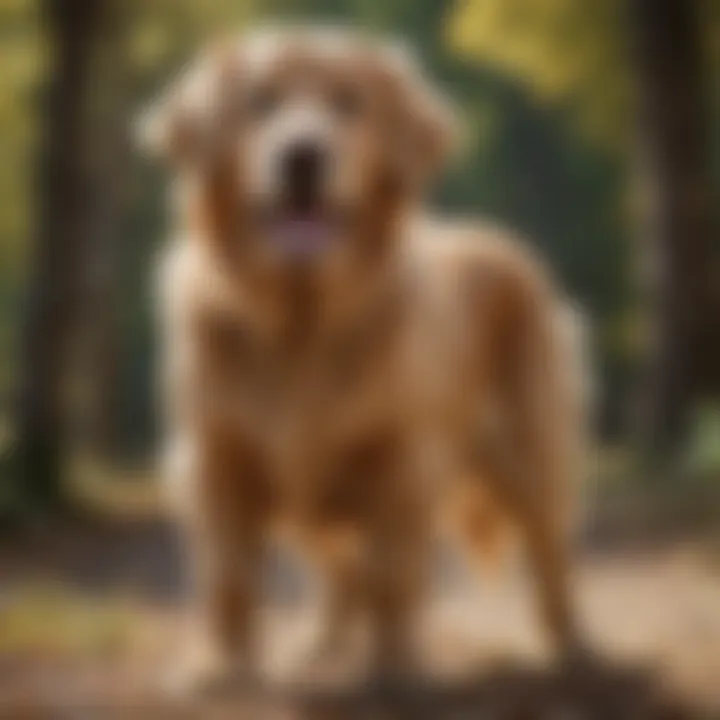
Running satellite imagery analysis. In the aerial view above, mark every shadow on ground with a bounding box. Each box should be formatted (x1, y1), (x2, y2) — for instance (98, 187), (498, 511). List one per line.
(287, 660), (693, 720)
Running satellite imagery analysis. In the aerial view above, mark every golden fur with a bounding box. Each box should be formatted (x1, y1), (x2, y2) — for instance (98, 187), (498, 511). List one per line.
(143, 28), (588, 690)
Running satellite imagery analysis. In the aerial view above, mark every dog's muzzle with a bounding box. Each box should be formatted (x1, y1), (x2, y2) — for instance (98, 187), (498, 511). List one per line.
(281, 140), (326, 212)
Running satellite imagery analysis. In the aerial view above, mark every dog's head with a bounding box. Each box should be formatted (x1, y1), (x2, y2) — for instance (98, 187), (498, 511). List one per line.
(139, 28), (455, 272)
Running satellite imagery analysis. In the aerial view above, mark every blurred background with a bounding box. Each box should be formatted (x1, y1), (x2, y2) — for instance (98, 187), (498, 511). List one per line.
(0, 0), (719, 715)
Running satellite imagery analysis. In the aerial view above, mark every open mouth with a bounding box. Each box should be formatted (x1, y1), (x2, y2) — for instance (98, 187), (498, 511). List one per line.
(270, 213), (334, 257)
(258, 205), (350, 259)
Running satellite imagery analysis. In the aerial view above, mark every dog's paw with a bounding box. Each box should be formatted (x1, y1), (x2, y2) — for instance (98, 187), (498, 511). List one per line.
(557, 636), (601, 677)
(161, 651), (258, 700)
(361, 647), (426, 700)
(270, 623), (360, 690)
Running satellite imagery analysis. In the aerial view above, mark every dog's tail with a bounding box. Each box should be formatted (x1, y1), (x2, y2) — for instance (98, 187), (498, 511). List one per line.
(442, 475), (518, 574)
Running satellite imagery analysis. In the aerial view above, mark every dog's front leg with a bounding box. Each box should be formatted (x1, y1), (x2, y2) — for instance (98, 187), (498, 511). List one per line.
(167, 436), (268, 696)
(363, 451), (432, 688)
(183, 525), (262, 693)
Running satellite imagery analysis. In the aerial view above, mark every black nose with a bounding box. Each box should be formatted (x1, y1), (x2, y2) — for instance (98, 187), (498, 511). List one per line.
(282, 141), (325, 207)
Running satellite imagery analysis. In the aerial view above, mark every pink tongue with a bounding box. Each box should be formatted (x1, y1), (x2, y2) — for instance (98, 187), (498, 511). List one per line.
(271, 218), (330, 257)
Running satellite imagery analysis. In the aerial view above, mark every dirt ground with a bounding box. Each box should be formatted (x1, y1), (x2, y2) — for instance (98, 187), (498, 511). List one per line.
(0, 510), (719, 719)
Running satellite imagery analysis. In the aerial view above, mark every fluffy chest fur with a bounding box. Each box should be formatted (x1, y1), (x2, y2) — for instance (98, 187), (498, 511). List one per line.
(162, 244), (422, 502)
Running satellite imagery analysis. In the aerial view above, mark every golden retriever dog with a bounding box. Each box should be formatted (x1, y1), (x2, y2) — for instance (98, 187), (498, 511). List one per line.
(140, 27), (588, 692)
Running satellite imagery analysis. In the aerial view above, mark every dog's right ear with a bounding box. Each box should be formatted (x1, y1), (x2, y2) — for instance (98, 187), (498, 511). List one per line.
(135, 42), (239, 166)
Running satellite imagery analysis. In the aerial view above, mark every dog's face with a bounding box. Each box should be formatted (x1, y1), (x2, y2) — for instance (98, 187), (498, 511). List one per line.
(140, 29), (454, 267)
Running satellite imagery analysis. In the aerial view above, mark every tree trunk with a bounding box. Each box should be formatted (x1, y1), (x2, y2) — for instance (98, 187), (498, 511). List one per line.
(14, 0), (105, 507)
(630, 0), (718, 460)
(76, 0), (131, 460)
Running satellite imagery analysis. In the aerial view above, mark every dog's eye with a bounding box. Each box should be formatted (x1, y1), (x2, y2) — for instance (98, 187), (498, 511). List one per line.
(244, 85), (281, 120)
(330, 85), (364, 121)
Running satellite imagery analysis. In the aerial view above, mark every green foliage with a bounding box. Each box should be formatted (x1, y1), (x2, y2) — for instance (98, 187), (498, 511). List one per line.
(681, 404), (720, 485)
(446, 0), (631, 150)
(0, 0), (41, 401)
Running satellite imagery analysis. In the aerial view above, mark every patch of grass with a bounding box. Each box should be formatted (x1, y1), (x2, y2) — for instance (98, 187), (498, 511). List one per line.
(0, 583), (142, 658)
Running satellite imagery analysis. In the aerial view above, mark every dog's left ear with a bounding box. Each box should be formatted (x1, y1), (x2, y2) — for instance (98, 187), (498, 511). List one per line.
(377, 42), (458, 191)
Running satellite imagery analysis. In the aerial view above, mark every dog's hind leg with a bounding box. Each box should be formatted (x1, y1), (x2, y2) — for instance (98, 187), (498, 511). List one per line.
(469, 302), (589, 660)
(364, 473), (432, 686)
(469, 433), (581, 659)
